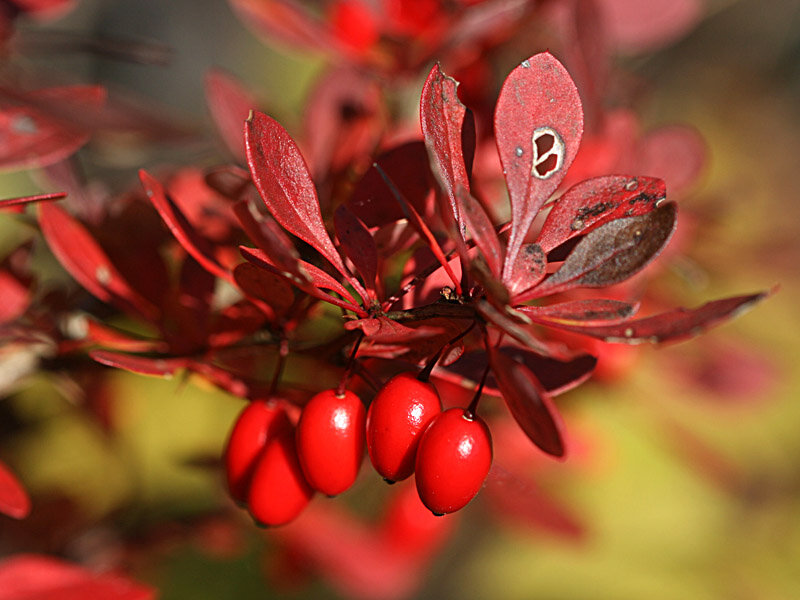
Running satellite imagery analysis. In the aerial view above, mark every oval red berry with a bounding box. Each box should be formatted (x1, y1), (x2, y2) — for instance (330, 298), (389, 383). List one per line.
(223, 399), (291, 504)
(296, 389), (366, 496)
(247, 429), (315, 527)
(366, 373), (442, 483)
(414, 407), (492, 515)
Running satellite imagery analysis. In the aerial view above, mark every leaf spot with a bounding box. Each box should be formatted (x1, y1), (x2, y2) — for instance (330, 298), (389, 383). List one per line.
(515, 146), (524, 157)
(95, 265), (111, 285)
(571, 218), (584, 231)
(521, 59), (531, 68)
(624, 179), (638, 191)
(532, 127), (564, 179)
(624, 327), (634, 337)
(11, 115), (37, 134)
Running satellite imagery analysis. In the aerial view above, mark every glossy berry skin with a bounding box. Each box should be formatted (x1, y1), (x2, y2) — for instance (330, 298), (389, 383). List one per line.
(415, 408), (492, 515)
(247, 429), (315, 527)
(224, 399), (291, 504)
(296, 389), (366, 496)
(366, 373), (442, 483)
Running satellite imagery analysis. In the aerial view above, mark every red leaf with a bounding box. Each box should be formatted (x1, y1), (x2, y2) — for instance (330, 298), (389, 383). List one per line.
(487, 345), (566, 457)
(504, 242), (546, 297)
(38, 203), (158, 320)
(0, 270), (30, 324)
(90, 350), (187, 377)
(537, 175), (666, 253)
(420, 63), (472, 234)
(544, 290), (772, 344)
(232, 262), (294, 319)
(0, 554), (155, 600)
(0, 191), (65, 210)
(527, 202), (677, 300)
(139, 170), (232, 283)
(229, 0), (333, 54)
(0, 461), (30, 520)
(0, 85), (105, 170)
(347, 141), (433, 227)
(494, 53), (583, 279)
(334, 205), (378, 300)
(204, 68), (256, 161)
(84, 319), (164, 353)
(244, 111), (360, 293)
(637, 126), (706, 196)
(519, 298), (639, 326)
(455, 186), (503, 277)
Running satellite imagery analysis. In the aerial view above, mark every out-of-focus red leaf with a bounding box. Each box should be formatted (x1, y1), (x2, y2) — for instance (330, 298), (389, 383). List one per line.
(537, 175), (666, 253)
(487, 345), (566, 457)
(545, 290), (772, 344)
(0, 191), (65, 210)
(599, 0), (702, 52)
(229, 0), (333, 54)
(455, 186), (502, 277)
(84, 319), (164, 353)
(0, 461), (30, 520)
(204, 165), (251, 199)
(38, 202), (158, 320)
(0, 554), (155, 600)
(139, 170), (233, 283)
(494, 53), (583, 278)
(334, 205), (378, 300)
(565, 0), (610, 128)
(420, 63), (472, 235)
(0, 270), (30, 324)
(90, 350), (187, 377)
(504, 242), (546, 297)
(245, 111), (363, 295)
(0, 85), (105, 170)
(303, 66), (383, 178)
(519, 298), (639, 326)
(347, 141), (433, 227)
(204, 68), (256, 161)
(233, 262), (294, 319)
(527, 202), (677, 299)
(638, 125), (706, 195)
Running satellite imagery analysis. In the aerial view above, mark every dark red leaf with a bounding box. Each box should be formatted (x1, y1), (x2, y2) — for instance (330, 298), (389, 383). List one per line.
(139, 170), (232, 283)
(204, 165), (251, 199)
(543, 290), (771, 344)
(232, 262), (294, 319)
(537, 175), (666, 253)
(527, 202), (677, 299)
(0, 554), (155, 600)
(204, 68), (256, 161)
(494, 53), (583, 279)
(90, 350), (187, 377)
(455, 186), (502, 277)
(38, 202), (158, 320)
(0, 460), (30, 520)
(0, 192), (65, 210)
(487, 345), (566, 457)
(519, 298), (639, 326)
(505, 243), (546, 297)
(334, 205), (378, 300)
(347, 141), (433, 227)
(244, 111), (360, 293)
(421, 63), (472, 235)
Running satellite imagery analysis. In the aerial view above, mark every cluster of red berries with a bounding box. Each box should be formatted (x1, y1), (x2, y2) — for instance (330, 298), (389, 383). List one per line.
(223, 372), (492, 526)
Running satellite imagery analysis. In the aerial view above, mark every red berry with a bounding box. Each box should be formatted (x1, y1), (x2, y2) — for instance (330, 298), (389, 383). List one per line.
(296, 389), (366, 496)
(366, 373), (442, 483)
(414, 407), (492, 515)
(248, 428), (315, 527)
(223, 399), (291, 504)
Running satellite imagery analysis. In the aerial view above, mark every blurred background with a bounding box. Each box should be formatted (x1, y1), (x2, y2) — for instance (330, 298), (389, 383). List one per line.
(1, 0), (799, 599)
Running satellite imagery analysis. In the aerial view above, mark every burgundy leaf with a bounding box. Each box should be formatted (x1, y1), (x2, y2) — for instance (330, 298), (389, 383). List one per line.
(543, 290), (771, 344)
(537, 175), (666, 253)
(347, 141), (433, 227)
(494, 53), (584, 279)
(244, 111), (360, 292)
(0, 460), (30, 520)
(38, 202), (158, 320)
(139, 170), (232, 283)
(0, 85), (105, 170)
(0, 191), (65, 210)
(505, 242), (546, 297)
(334, 205), (378, 299)
(232, 262), (294, 319)
(487, 345), (567, 457)
(455, 186), (502, 277)
(204, 68), (257, 162)
(519, 298), (639, 326)
(90, 350), (187, 377)
(0, 554), (155, 600)
(420, 63), (471, 234)
(475, 300), (550, 355)
(527, 202), (677, 299)
(204, 165), (251, 199)
(344, 316), (435, 341)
